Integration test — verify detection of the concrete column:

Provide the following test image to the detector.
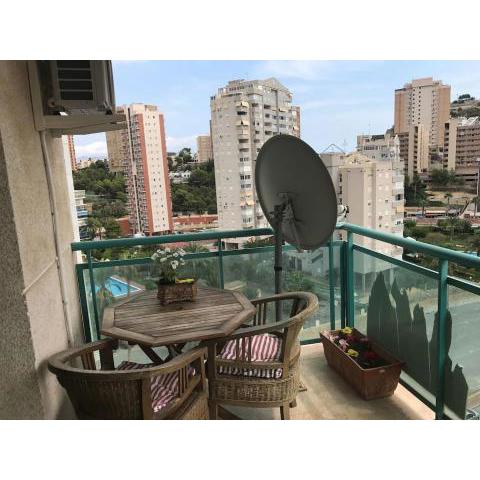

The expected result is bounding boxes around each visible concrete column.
[0,61,83,419]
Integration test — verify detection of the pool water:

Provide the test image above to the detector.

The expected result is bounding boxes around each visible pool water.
[97,277,141,298]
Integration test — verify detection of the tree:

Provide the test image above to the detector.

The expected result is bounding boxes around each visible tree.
[244,237,275,248]
[86,217,103,240]
[405,173,427,206]
[444,192,453,214]
[170,160,217,214]
[471,236,480,256]
[174,148,194,169]
[103,218,121,239]
[419,198,427,217]
[430,168,450,186]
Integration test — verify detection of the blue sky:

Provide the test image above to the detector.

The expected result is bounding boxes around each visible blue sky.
[74,60,480,158]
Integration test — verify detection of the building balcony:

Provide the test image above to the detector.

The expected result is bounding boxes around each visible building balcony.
[2,61,478,420]
[69,223,480,420]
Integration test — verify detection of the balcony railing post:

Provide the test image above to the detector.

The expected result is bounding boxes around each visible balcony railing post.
[346,231,355,328]
[217,238,225,289]
[328,238,335,330]
[87,251,100,339]
[340,241,346,329]
[436,258,449,420]
[76,265,92,343]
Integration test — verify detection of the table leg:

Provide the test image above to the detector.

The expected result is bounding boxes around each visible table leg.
[139,345,164,365]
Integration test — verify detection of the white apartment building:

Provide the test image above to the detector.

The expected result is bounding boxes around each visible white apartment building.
[106,103,173,236]
[356,131,404,237]
[323,151,403,262]
[210,78,300,235]
[394,77,451,148]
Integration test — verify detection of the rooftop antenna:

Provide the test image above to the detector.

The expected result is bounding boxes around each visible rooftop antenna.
[321,143,346,154]
[255,135,338,320]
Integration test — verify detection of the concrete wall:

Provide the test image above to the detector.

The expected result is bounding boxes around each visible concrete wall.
[0,61,83,419]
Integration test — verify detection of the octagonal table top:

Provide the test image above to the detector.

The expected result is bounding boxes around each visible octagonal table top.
[101,286,256,347]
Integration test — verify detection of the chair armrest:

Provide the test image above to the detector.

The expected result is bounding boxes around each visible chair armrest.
[251,291,318,306]
[203,318,294,344]
[148,346,207,377]
[48,338,118,374]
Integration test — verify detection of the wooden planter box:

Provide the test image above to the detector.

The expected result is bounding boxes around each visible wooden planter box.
[157,280,197,305]
[320,329,404,400]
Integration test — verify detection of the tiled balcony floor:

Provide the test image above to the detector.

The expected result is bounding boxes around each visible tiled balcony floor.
[226,343,435,420]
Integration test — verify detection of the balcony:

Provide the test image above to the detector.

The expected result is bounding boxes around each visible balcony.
[2,61,479,421]
[70,223,480,420]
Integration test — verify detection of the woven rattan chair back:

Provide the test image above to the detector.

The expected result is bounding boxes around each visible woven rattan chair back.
[205,291,318,419]
[48,339,209,420]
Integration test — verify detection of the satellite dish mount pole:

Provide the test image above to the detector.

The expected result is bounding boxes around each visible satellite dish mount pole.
[273,204,284,295]
[273,203,284,322]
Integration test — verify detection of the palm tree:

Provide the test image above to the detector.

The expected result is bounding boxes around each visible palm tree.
[86,217,102,240]
[444,192,453,215]
[419,199,427,217]
[446,217,461,241]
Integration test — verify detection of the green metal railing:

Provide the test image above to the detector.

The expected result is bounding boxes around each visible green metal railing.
[72,223,480,420]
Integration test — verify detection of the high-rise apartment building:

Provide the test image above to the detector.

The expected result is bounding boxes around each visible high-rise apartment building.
[397,124,429,178]
[394,77,451,149]
[62,135,77,171]
[106,103,173,236]
[443,117,480,170]
[210,78,300,232]
[356,131,404,237]
[322,151,403,260]
[196,135,213,163]
[106,129,125,173]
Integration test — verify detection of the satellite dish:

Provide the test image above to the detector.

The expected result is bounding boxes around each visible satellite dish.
[255,134,338,299]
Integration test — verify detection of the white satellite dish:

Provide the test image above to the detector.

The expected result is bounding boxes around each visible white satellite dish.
[255,134,338,298]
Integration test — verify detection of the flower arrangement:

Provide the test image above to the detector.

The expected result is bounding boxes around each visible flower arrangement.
[151,247,190,284]
[327,327,387,369]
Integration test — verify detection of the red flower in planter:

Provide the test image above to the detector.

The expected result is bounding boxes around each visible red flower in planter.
[363,350,379,361]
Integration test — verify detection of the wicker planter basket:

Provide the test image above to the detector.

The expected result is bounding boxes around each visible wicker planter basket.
[157,280,197,305]
[320,328,404,400]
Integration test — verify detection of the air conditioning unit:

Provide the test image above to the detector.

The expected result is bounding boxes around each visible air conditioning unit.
[28,60,126,136]
[49,60,115,114]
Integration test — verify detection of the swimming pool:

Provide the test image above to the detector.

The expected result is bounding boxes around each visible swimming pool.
[97,277,141,298]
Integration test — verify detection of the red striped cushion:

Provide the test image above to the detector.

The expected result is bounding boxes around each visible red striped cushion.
[117,361,194,413]
[218,334,283,379]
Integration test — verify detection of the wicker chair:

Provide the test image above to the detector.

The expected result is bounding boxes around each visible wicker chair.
[48,339,209,420]
[204,291,318,420]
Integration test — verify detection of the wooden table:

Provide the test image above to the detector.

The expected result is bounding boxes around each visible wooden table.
[101,286,255,363]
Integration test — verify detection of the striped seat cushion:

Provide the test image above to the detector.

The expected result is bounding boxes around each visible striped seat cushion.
[117,361,194,413]
[218,334,283,379]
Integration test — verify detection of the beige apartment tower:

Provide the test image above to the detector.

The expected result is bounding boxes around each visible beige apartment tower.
[394,77,451,148]
[322,151,403,262]
[443,117,480,171]
[397,124,429,178]
[106,129,124,173]
[210,78,300,232]
[196,135,213,163]
[106,103,173,236]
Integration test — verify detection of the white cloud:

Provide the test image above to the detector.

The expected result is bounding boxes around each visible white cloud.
[75,140,108,159]
[166,135,198,152]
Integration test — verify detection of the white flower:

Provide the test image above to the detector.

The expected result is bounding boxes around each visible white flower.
[165,247,171,253]
[152,253,158,260]
[171,260,179,269]
[173,252,178,257]
[160,257,167,263]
